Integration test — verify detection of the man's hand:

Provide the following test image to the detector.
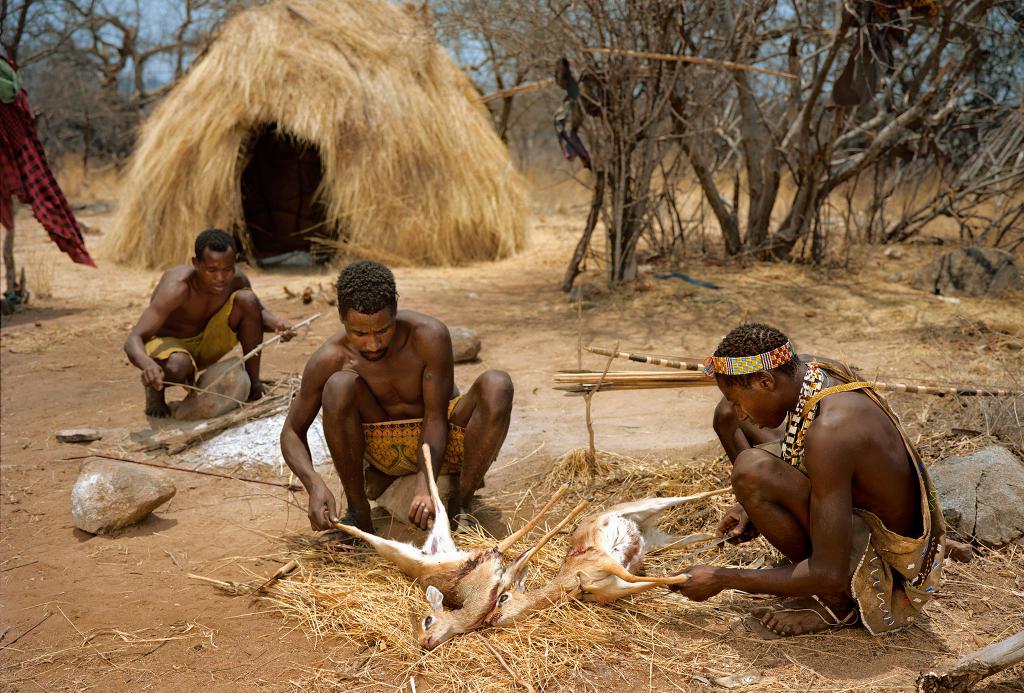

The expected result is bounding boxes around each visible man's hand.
[307,479,338,531]
[717,502,759,543]
[408,474,436,530]
[141,360,165,390]
[670,564,725,601]
[269,317,296,342]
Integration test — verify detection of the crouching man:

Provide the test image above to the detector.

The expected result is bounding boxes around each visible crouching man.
[124,229,295,417]
[280,260,513,533]
[674,323,945,637]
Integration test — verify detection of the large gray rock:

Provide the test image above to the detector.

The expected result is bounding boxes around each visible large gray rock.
[449,326,481,363]
[71,459,177,534]
[912,247,1021,297]
[930,445,1024,547]
[174,357,250,420]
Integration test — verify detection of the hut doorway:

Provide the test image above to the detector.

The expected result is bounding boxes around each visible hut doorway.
[239,124,329,266]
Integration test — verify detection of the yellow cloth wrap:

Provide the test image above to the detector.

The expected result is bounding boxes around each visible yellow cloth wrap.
[362,397,465,476]
[143,291,239,374]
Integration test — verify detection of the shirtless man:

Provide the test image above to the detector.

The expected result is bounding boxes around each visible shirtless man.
[280,260,513,533]
[673,323,946,637]
[124,229,295,417]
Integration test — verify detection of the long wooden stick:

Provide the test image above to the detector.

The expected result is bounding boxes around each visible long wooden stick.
[585,346,1023,397]
[60,453,302,490]
[917,631,1024,692]
[201,312,321,391]
[587,47,799,80]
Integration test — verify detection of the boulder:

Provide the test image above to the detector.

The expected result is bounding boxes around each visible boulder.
[449,326,481,363]
[374,474,454,527]
[71,459,176,534]
[912,247,1021,297]
[174,357,250,420]
[930,445,1024,547]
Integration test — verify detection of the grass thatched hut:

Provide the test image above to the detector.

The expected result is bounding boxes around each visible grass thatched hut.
[107,0,526,268]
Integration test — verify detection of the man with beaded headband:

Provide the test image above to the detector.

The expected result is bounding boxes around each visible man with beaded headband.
[673,323,946,637]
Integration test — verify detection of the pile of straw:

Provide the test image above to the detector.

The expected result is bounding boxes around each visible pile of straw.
[107,0,525,268]
[236,451,781,690]
[198,447,1024,690]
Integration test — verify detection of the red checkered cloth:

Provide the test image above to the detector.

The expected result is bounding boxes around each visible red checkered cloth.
[0,90,95,267]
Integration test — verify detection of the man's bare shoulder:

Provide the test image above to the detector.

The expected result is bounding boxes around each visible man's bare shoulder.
[150,266,193,303]
[302,330,352,379]
[805,391,894,460]
[399,310,451,349]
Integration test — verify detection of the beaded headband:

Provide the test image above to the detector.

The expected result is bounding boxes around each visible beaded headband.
[703,340,795,377]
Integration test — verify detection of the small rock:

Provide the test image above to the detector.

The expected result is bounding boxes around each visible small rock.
[56,428,103,444]
[912,247,1021,296]
[71,459,176,534]
[449,326,481,363]
[885,272,902,283]
[883,247,903,259]
[1005,341,1022,351]
[174,357,250,421]
[930,446,1024,547]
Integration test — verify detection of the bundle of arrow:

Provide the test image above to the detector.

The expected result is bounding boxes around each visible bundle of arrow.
[553,369,714,393]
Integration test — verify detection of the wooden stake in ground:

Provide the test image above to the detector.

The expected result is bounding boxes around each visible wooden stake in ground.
[916,631,1024,692]
[584,342,618,464]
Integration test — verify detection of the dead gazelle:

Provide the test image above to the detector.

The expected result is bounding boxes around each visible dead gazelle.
[486,489,730,626]
[331,445,569,649]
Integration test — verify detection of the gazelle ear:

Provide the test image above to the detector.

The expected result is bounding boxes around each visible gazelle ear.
[425,585,445,613]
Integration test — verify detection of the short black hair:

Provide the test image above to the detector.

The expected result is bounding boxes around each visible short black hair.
[194,228,236,259]
[335,261,398,319]
[713,323,799,387]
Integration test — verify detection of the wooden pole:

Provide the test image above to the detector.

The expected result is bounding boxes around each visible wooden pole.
[917,631,1024,692]
[586,47,799,80]
[199,312,321,391]
[60,453,302,490]
[585,346,1023,397]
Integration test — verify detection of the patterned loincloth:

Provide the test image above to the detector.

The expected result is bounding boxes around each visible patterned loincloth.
[362,397,465,476]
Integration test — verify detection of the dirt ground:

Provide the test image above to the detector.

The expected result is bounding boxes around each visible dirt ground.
[2,201,1023,692]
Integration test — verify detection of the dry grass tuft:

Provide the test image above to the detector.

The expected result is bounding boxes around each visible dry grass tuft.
[107,0,525,269]
[191,448,1024,690]
[237,452,784,690]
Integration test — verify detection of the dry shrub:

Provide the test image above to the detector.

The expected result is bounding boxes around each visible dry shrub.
[107,0,526,268]
[25,250,54,299]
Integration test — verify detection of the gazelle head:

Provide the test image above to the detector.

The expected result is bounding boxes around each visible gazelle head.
[487,499,591,627]
[415,585,462,651]
[486,558,536,626]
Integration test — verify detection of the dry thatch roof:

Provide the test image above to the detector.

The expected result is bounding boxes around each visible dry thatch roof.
[107,0,526,268]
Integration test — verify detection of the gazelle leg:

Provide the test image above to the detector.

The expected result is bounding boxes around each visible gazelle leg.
[495,483,570,552]
[504,501,590,577]
[645,530,715,552]
[420,445,458,556]
[602,559,690,585]
[332,522,432,578]
[611,488,731,528]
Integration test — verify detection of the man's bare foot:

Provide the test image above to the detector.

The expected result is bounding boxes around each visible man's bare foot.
[757,595,857,637]
[247,381,266,402]
[145,387,171,418]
